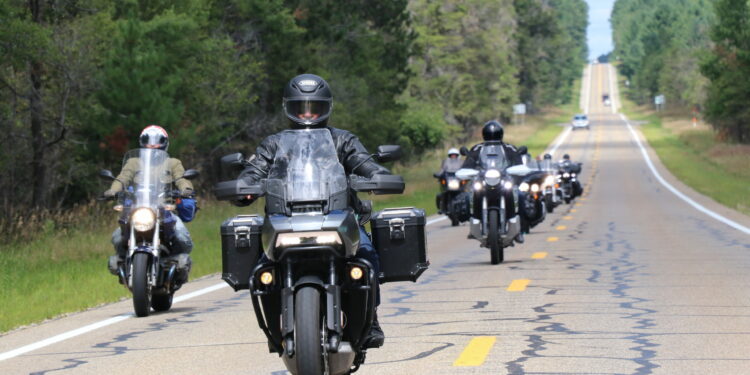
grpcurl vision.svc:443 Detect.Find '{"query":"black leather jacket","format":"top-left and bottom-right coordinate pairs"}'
top-left (461, 142), bottom-right (523, 169)
top-left (236, 126), bottom-right (390, 209)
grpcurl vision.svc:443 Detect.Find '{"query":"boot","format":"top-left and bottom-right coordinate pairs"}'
top-left (515, 232), bottom-right (525, 244)
top-left (363, 311), bottom-right (385, 349)
top-left (108, 255), bottom-right (123, 276)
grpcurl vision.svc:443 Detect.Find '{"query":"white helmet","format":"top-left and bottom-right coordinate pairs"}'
top-left (139, 125), bottom-right (169, 151)
top-left (447, 148), bottom-right (460, 156)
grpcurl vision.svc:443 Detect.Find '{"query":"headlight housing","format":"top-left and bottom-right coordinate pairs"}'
top-left (563, 172), bottom-right (570, 178)
top-left (544, 175), bottom-right (555, 187)
top-left (485, 169), bottom-right (501, 186)
top-left (519, 182), bottom-right (530, 192)
top-left (447, 179), bottom-right (460, 190)
top-left (473, 181), bottom-right (483, 191)
top-left (531, 184), bottom-right (540, 193)
top-left (131, 208), bottom-right (156, 232)
top-left (275, 231), bottom-right (342, 248)
top-left (503, 180), bottom-right (514, 190)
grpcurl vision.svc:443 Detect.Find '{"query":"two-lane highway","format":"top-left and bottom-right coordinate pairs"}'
top-left (2, 64), bottom-right (750, 374)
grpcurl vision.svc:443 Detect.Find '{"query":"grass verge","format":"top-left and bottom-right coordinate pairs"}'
top-left (620, 88), bottom-right (750, 216)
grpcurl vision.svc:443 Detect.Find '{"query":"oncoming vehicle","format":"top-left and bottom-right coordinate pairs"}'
top-left (602, 94), bottom-right (611, 107)
top-left (572, 114), bottom-right (590, 130)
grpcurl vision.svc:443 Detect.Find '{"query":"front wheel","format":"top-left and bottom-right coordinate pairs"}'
top-left (545, 195), bottom-right (554, 213)
top-left (295, 287), bottom-right (324, 375)
top-left (450, 214), bottom-right (460, 226)
top-left (131, 253), bottom-right (152, 317)
top-left (487, 210), bottom-right (503, 265)
top-left (151, 293), bottom-right (173, 312)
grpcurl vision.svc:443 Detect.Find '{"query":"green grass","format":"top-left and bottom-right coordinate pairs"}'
top-left (620, 88), bottom-right (750, 216)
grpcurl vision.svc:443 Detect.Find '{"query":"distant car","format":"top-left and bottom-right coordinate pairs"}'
top-left (602, 94), bottom-right (611, 106)
top-left (571, 114), bottom-right (590, 130)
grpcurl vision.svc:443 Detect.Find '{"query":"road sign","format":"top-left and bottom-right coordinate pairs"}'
top-left (654, 95), bottom-right (665, 105)
top-left (513, 104), bottom-right (526, 115)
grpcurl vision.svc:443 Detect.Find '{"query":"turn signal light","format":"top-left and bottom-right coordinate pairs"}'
top-left (260, 271), bottom-right (273, 285)
top-left (350, 266), bottom-right (364, 280)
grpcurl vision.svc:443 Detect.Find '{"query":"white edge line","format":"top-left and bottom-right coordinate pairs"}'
top-left (0, 214), bottom-right (449, 361)
top-left (621, 113), bottom-right (750, 235)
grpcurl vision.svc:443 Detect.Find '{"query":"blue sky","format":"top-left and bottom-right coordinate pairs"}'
top-left (586, 0), bottom-right (616, 60)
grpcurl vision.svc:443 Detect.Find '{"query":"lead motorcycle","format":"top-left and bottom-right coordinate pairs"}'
top-left (433, 171), bottom-right (471, 226)
top-left (215, 129), bottom-right (427, 375)
top-left (99, 148), bottom-right (199, 317)
top-left (457, 143), bottom-right (522, 264)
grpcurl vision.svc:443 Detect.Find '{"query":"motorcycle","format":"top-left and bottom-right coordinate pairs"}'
top-left (433, 171), bottom-right (471, 226)
top-left (215, 129), bottom-right (427, 375)
top-left (456, 143), bottom-right (521, 265)
top-left (558, 161), bottom-right (583, 204)
top-left (540, 158), bottom-right (563, 213)
top-left (99, 148), bottom-right (199, 317)
top-left (508, 156), bottom-right (547, 234)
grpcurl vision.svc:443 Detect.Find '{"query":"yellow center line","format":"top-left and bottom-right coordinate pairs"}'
top-left (531, 252), bottom-right (548, 259)
top-left (563, 216), bottom-right (573, 220)
top-left (570, 209), bottom-right (577, 213)
top-left (556, 225), bottom-right (567, 230)
top-left (507, 279), bottom-right (531, 291)
top-left (547, 236), bottom-right (559, 242)
top-left (575, 203), bottom-right (583, 206)
top-left (453, 336), bottom-right (497, 367)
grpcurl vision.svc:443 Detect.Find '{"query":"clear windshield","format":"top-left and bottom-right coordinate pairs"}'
top-left (479, 144), bottom-right (510, 171)
top-left (268, 129), bottom-right (348, 202)
top-left (121, 148), bottom-right (170, 209)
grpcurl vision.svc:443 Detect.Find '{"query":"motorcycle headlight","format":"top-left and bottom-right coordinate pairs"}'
top-left (519, 182), bottom-right (530, 192)
top-left (563, 172), bottom-right (570, 178)
top-left (531, 184), bottom-right (540, 193)
top-left (572, 173), bottom-right (577, 177)
top-left (503, 180), bottom-right (514, 190)
top-left (473, 181), bottom-right (483, 191)
top-left (485, 169), bottom-right (501, 186)
top-left (544, 175), bottom-right (555, 186)
top-left (131, 208), bottom-right (156, 232)
top-left (275, 231), bottom-right (342, 248)
top-left (447, 179), bottom-right (460, 190)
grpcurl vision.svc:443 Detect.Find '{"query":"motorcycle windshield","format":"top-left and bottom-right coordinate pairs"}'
top-left (479, 144), bottom-right (510, 171)
top-left (121, 148), bottom-right (170, 209)
top-left (268, 128), bottom-right (348, 203)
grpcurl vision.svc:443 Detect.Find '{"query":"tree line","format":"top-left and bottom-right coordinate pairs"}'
top-left (611, 0), bottom-right (750, 143)
top-left (0, 0), bottom-right (587, 218)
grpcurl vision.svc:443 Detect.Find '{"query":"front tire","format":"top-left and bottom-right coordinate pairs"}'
top-left (488, 210), bottom-right (503, 265)
top-left (545, 195), bottom-right (554, 213)
top-left (131, 253), bottom-right (152, 317)
top-left (295, 287), bottom-right (324, 375)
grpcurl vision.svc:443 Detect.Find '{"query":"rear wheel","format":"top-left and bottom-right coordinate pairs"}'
top-left (151, 293), bottom-right (173, 312)
top-left (131, 253), bottom-right (152, 317)
top-left (488, 210), bottom-right (503, 265)
top-left (295, 287), bottom-right (324, 375)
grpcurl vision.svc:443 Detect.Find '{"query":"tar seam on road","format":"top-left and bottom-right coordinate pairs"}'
top-left (621, 113), bottom-right (750, 236)
top-left (0, 215), bottom-right (450, 362)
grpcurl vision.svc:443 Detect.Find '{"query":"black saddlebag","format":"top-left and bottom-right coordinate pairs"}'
top-left (221, 215), bottom-right (264, 291)
top-left (370, 207), bottom-right (428, 283)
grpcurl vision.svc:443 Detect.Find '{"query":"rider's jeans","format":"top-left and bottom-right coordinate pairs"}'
top-left (111, 215), bottom-right (193, 257)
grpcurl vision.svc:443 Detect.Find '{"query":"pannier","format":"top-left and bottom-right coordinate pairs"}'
top-left (220, 215), bottom-right (264, 291)
top-left (370, 207), bottom-right (428, 283)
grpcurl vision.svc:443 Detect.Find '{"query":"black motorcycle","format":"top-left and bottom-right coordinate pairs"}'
top-left (99, 148), bottom-right (198, 317)
top-left (457, 143), bottom-right (521, 265)
top-left (434, 171), bottom-right (471, 226)
top-left (558, 162), bottom-right (583, 204)
top-left (508, 161), bottom-right (547, 234)
top-left (215, 129), bottom-right (428, 375)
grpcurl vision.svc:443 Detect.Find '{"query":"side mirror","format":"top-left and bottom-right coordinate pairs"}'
top-left (455, 168), bottom-right (479, 180)
top-left (376, 145), bottom-right (402, 163)
top-left (518, 145), bottom-right (528, 155)
top-left (99, 169), bottom-right (115, 181)
top-left (433, 172), bottom-right (442, 179)
top-left (220, 152), bottom-right (246, 180)
top-left (182, 169), bottom-right (200, 180)
top-left (460, 146), bottom-right (469, 156)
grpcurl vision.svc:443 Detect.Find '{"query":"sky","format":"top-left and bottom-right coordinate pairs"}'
top-left (586, 0), bottom-right (616, 61)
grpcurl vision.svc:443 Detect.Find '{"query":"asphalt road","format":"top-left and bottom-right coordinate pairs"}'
top-left (2, 64), bottom-right (750, 375)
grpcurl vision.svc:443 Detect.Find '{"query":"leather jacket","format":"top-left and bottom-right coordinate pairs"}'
top-left (461, 142), bottom-right (523, 170)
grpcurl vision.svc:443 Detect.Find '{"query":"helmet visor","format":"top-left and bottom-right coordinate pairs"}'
top-left (286, 99), bottom-right (331, 124)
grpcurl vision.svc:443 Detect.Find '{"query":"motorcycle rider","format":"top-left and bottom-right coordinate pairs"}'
top-left (234, 73), bottom-right (389, 348)
top-left (435, 148), bottom-right (464, 213)
top-left (103, 125), bottom-right (195, 279)
top-left (559, 154), bottom-right (583, 197)
top-left (462, 120), bottom-right (525, 243)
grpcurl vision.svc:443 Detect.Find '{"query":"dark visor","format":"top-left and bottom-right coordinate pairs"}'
top-left (286, 100), bottom-right (331, 122)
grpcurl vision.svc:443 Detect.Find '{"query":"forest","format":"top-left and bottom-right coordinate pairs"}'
top-left (611, 0), bottom-right (750, 143)
top-left (0, 0), bottom-right (588, 228)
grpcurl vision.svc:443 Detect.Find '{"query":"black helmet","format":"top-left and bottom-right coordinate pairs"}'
top-left (563, 154), bottom-right (571, 160)
top-left (543, 153), bottom-right (552, 160)
top-left (283, 74), bottom-right (333, 128)
top-left (482, 120), bottom-right (504, 141)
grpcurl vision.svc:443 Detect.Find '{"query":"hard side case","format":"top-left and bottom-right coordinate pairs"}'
top-left (370, 207), bottom-right (428, 283)
top-left (220, 215), bottom-right (263, 291)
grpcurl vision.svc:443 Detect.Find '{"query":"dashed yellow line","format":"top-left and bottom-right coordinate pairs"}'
top-left (507, 279), bottom-right (531, 291)
top-left (563, 216), bottom-right (573, 220)
top-left (570, 209), bottom-right (577, 213)
top-left (531, 252), bottom-right (548, 259)
top-left (547, 236), bottom-right (559, 242)
top-left (453, 336), bottom-right (497, 367)
top-left (575, 203), bottom-right (583, 207)
top-left (556, 225), bottom-right (567, 231)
